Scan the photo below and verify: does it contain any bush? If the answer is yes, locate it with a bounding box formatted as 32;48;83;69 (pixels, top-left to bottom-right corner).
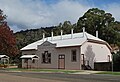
0;64;8;68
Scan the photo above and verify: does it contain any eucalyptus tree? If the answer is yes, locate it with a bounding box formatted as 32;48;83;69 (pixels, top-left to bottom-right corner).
77;8;118;44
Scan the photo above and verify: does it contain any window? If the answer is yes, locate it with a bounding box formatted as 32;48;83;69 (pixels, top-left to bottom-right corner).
32;59;35;63
42;51;51;64
71;50;77;62
81;54;85;65
24;59;28;63
108;55;110;62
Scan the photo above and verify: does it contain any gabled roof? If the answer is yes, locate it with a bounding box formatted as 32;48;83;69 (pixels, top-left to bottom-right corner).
0;55;9;58
21;32;110;51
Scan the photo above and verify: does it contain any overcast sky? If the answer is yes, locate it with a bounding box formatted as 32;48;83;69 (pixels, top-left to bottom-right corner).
0;0;120;32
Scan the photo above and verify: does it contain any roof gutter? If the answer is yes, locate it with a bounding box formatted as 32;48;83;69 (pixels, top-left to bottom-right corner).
20;49;37;51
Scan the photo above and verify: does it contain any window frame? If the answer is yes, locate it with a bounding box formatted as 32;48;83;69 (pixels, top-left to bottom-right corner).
108;55;110;62
32;59;35;63
71;49;77;62
24;59;28;63
42;51;51;64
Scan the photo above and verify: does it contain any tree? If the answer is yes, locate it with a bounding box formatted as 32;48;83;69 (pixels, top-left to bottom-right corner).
0;9;18;57
77;8;119;44
113;21;120;31
53;21;72;35
62;21;72;34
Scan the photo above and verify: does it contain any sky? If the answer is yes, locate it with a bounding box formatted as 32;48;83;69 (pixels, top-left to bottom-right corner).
0;0;120;32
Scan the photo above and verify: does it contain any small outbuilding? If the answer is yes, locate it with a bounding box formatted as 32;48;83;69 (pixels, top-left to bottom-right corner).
20;55;39;68
0;55;9;64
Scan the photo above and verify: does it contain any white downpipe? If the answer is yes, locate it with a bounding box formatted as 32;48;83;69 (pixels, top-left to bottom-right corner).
71;28;73;39
61;30;63;40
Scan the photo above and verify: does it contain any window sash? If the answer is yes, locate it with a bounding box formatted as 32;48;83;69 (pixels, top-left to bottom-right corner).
71;50;77;62
32;59;35;63
42;52;51;64
24;59;28;63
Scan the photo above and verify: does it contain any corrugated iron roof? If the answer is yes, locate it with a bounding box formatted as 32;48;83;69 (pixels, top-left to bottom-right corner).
20;32;107;51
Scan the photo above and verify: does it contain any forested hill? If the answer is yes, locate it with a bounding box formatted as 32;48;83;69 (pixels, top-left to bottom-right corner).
14;8;120;50
14;21;77;49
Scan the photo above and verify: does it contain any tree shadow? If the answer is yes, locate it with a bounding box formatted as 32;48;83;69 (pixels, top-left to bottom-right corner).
85;45;95;69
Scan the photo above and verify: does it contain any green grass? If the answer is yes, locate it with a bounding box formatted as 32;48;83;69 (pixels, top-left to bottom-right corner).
96;71;120;75
5;68;82;74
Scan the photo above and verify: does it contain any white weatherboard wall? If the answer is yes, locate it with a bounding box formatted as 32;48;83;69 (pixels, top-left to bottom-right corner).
81;42;112;69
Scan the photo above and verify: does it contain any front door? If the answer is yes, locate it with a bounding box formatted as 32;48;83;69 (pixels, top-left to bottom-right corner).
58;55;65;69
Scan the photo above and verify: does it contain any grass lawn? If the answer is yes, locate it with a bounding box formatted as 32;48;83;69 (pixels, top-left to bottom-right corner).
96;71;120;75
5;68;82;74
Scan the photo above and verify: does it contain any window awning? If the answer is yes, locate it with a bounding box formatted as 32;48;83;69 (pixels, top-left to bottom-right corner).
20;55;39;59
0;55;9;59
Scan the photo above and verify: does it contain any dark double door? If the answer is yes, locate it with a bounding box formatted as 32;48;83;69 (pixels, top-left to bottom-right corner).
58;55;65;69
